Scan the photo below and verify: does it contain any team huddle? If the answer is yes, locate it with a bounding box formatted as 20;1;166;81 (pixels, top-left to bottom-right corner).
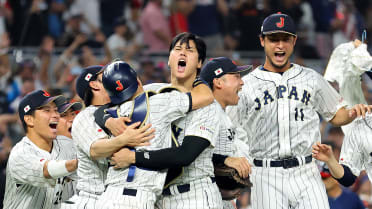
3;13;372;209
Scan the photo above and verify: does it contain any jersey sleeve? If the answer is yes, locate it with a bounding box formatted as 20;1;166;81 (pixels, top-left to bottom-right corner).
339;119;366;176
71;109;108;159
313;73;344;122
8;148;55;188
184;102;220;146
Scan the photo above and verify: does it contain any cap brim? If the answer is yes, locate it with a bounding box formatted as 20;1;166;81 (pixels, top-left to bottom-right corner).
41;95;66;107
234;65;253;77
58;102;83;113
262;31;297;37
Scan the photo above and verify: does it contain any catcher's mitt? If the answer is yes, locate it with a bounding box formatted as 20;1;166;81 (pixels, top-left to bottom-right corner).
214;165;252;200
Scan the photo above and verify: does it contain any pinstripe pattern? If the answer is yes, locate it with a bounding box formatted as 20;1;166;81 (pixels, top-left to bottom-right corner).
251;162;329;209
69;105;109;208
97;91;190;208
156;101;223;209
228;64;343;159
156;177;222;209
339;113;372;179
227;64;339;209
214;103;237;157
60;191;100;209
4;136;77;209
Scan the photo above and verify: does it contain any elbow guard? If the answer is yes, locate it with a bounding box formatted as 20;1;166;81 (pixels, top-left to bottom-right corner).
47;160;71;179
335;164;357;187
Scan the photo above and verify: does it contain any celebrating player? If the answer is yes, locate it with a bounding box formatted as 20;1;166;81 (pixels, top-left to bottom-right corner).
312;39;372;190
3;90;78;209
95;60;213;209
100;32;224;209
61;66;155;209
227;13;372;209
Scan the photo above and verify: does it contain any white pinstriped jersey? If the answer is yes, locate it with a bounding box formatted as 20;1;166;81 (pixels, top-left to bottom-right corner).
4;136;75;209
71;106;109;195
171;101;220;185
104;91;190;194
214;103;238;157
47;136;78;205
228;64;344;159
339;113;372;179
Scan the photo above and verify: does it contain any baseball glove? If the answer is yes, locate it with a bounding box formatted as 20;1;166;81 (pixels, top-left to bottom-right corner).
214;165;252;200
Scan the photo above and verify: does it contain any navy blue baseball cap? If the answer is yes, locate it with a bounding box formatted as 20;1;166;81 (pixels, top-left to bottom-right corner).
18;90;66;124
58;102;83;114
75;65;103;99
200;57;252;86
261;13;296;37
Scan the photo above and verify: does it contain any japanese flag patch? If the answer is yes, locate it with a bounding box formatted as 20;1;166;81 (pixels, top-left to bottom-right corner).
214;68;223;76
85;73;93;81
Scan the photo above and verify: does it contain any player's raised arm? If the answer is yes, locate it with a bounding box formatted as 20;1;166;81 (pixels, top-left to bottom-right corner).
189;77;214;110
329;104;372;126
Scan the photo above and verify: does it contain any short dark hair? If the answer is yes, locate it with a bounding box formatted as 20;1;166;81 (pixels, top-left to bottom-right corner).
169;32;207;74
82;76;98;107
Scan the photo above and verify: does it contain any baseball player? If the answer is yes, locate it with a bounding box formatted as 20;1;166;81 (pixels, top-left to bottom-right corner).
51;101;83;205
3;90;78;209
312;39;372;189
101;32;224;209
226;13;372;209
95;60;213;209
61;66;154;209
199;57;253;209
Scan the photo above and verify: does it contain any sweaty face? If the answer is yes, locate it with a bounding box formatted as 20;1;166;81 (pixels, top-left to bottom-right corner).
219;73;244;106
168;40;202;82
56;109;77;138
31;102;60;140
260;33;296;71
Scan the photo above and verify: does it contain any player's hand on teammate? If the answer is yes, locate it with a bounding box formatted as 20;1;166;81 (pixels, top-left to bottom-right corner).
224;157;251;178
110;148;134;169
312;142;335;163
118;122;155;147
105;117;131;136
349;104;372;119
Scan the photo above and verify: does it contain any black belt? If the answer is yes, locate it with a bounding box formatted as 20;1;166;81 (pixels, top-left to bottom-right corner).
162;177;216;196
123;188;137;196
254;155;312;169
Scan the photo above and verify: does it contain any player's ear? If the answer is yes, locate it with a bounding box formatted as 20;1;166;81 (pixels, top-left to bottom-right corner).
260;35;265;47
89;80;100;90
24;115;35;128
213;78;223;89
197;59;202;69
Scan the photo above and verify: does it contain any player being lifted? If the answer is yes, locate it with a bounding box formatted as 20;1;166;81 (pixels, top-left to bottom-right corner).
3;90;77;209
227;13;372;209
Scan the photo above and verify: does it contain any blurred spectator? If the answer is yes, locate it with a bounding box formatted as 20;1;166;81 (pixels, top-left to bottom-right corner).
107;17;129;59
332;0;364;48
68;0;100;35
100;0;127;36
356;174;372;208
324;127;344;160
233;0;264;51
0;0;12;36
309;0;337;59
321;162;365;209
138;57;169;84
59;10;84;47
187;0;228;52
48;0;67;39
169;0;189;37
8;0;49;46
140;0;171;53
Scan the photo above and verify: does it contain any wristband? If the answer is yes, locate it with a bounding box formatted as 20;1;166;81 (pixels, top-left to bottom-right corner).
47;160;71;179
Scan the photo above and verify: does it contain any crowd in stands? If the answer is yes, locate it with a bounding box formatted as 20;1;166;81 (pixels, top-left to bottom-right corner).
0;0;372;208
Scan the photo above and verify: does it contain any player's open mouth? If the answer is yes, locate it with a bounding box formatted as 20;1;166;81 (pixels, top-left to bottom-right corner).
68;127;72;133
49;122;58;131
178;59;186;72
274;52;286;61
